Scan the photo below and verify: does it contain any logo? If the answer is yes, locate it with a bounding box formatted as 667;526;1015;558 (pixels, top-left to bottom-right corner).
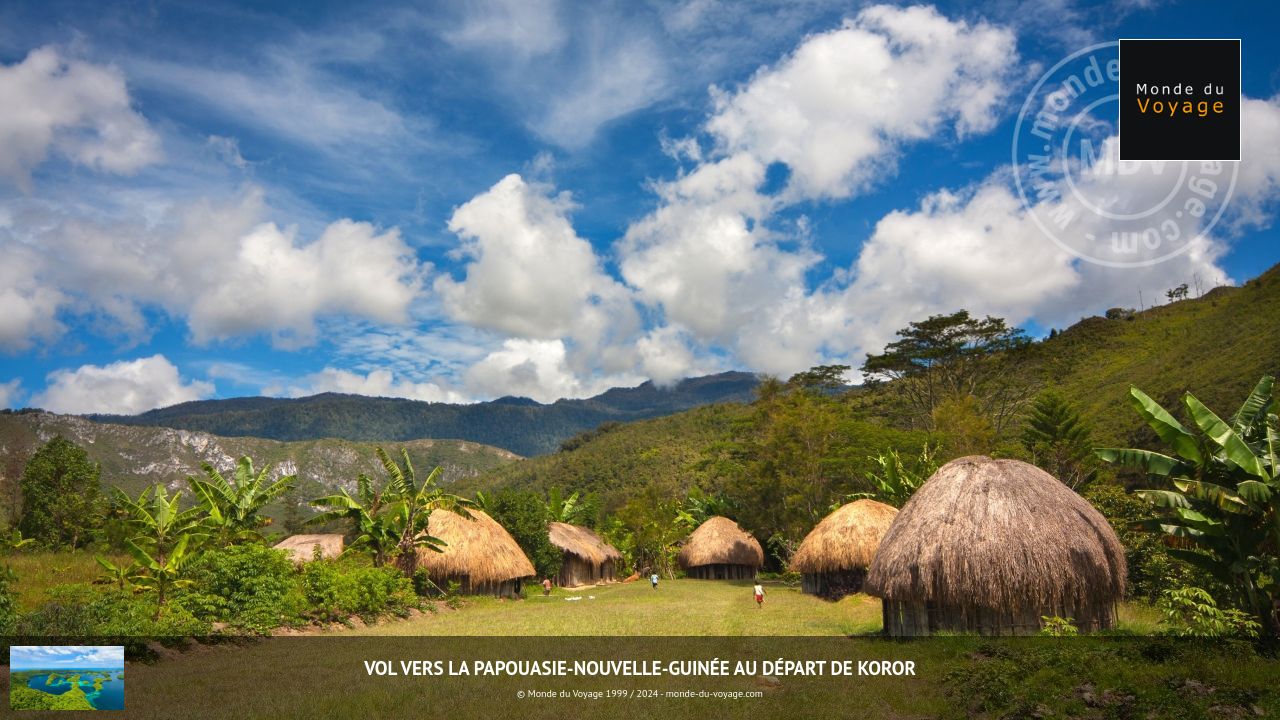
1012;42;1238;268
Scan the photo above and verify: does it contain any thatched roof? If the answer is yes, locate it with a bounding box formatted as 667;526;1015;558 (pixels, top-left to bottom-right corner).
548;522;622;566
791;499;898;574
274;534;344;563
865;456;1126;611
416;509;535;584
677;516;764;569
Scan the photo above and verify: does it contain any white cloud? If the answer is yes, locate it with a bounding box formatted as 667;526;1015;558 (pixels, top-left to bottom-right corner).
0;46;161;190
704;4;1018;200
270;367;468;404
0;378;22;408
444;0;568;58
33;355;214;415
463;338;638;403
1;187;427;350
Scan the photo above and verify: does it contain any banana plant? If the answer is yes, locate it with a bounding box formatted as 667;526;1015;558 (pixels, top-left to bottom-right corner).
112;485;207;617
1;528;35;554
93;556;137;593
126;534;198;619
189;457;296;545
1097;376;1279;635
375;448;473;577
309;472;400;567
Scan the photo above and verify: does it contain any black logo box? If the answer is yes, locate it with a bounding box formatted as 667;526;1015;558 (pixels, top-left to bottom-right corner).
1119;39;1241;161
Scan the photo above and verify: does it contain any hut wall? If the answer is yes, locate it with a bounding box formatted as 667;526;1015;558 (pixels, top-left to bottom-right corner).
686;563;756;580
556;554;620;587
881;599;1118;637
428;573;524;599
801;569;867;600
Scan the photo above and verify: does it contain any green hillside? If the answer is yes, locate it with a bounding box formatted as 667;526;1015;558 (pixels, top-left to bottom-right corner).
0;412;519;526
476;263;1280;531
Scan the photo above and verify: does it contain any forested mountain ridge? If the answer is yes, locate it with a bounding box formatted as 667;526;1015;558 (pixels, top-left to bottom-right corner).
86;371;760;457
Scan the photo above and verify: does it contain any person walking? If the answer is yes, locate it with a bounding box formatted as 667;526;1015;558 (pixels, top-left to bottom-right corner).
542;577;553;597
650;572;659;590
753;582;765;608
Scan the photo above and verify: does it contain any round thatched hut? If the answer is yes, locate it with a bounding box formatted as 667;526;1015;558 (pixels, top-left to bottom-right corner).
548;522;622;587
273;534;344;563
416;509;535;598
791;499;898;600
678;516;764;580
865;456;1126;636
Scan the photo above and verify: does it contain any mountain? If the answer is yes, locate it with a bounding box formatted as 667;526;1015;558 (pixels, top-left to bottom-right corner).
0;411;520;525
88;372;760;457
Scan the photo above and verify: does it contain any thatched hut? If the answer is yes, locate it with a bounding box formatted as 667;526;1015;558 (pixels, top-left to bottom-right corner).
416;509;535;598
678;516;764;580
548;522;622;587
273;534;344;563
865;456;1126;636
791;499;898;599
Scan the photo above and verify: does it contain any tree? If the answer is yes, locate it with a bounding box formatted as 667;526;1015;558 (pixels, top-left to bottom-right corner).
786;365;851;393
487;488;561;580
1096;377;1280;636
861;310;1032;431
1166;283;1190;302
932;394;996;458
113;485;207;618
1021;391;1097;490
848;443;940;508
188;456;296;544
17;437;104;549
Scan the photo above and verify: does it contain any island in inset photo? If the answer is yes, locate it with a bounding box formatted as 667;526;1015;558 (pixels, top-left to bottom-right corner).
9;645;125;711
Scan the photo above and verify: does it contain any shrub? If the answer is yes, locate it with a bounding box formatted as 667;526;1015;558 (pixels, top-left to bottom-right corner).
1039;616;1079;637
12;584;210;638
0;569;15;633
302;560;415;621
1158;586;1262;639
179;544;304;634
1083;483;1207;601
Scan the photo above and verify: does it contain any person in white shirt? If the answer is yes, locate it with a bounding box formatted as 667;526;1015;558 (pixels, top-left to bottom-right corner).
753;582;765;608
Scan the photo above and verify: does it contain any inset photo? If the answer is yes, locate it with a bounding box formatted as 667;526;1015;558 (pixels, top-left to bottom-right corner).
9;646;125;711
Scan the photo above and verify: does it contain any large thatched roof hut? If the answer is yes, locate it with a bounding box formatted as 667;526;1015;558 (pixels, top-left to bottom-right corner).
274;534;344;564
548;522;622;587
865;456;1126;636
792;499;898;600
416;509;535;598
678;516;764;580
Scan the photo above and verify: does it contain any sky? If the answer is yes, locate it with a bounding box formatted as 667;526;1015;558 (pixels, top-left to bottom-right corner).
0;0;1278;414
10;645;125;671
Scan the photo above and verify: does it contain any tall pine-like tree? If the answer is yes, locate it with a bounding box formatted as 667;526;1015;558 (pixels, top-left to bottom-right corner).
1020;392;1096;490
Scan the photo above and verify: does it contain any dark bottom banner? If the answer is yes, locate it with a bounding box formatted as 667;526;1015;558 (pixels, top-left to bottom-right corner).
2;636;1277;719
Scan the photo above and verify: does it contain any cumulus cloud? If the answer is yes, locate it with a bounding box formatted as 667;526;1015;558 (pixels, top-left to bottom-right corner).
33;355;214;415
617;4;1019;372
0;46;161;190
0;187;426;349
0;378;22;409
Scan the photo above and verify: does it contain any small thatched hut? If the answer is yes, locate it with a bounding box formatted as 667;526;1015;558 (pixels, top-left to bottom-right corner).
678;516;764;580
791;499;898;599
548;522;622;587
416;509;535;598
865;456;1126;637
274;534;344;563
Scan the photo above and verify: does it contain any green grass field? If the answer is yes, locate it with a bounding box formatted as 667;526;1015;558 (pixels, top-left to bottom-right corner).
5;550;129;611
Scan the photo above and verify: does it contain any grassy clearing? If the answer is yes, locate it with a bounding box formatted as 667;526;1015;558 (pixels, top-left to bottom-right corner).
5;550;128;611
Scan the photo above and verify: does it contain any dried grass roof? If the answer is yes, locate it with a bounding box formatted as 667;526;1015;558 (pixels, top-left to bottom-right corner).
416;508;535;583
865;456;1126;611
548;522;622;566
677;516;764;569
791;499;898;574
273;534;344;563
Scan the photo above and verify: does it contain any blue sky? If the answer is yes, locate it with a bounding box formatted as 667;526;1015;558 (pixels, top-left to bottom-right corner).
10;645;124;671
0;0;1278;413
